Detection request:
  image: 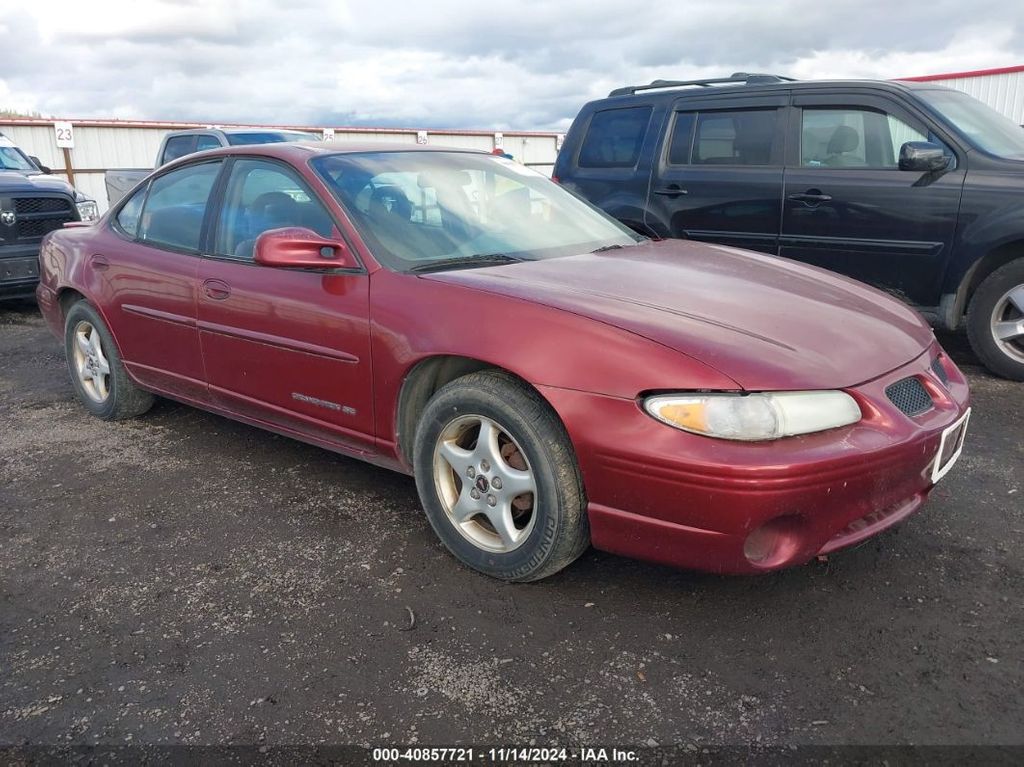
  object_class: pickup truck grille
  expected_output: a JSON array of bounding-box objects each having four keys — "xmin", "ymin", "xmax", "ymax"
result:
[
  {"xmin": 15, "ymin": 197, "xmax": 74, "ymax": 215},
  {"xmin": 0, "ymin": 195, "xmax": 77, "ymax": 245}
]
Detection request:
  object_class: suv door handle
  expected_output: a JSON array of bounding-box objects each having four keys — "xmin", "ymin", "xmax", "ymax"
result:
[
  {"xmin": 203, "ymin": 279, "xmax": 231, "ymax": 300},
  {"xmin": 654, "ymin": 185, "xmax": 688, "ymax": 196},
  {"xmin": 788, "ymin": 191, "xmax": 833, "ymax": 204}
]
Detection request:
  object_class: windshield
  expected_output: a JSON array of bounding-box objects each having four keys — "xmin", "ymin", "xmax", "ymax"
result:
[
  {"xmin": 0, "ymin": 143, "xmax": 38, "ymax": 172},
  {"xmin": 918, "ymin": 89, "xmax": 1024, "ymax": 160},
  {"xmin": 226, "ymin": 131, "xmax": 320, "ymax": 146},
  {"xmin": 312, "ymin": 151, "xmax": 641, "ymax": 271}
]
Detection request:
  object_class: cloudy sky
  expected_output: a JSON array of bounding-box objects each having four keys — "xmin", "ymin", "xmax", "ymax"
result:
[{"xmin": 1, "ymin": 0, "xmax": 1023, "ymax": 130}]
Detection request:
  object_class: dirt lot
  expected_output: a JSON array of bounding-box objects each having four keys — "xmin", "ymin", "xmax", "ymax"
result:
[{"xmin": 0, "ymin": 298, "xmax": 1021, "ymax": 750}]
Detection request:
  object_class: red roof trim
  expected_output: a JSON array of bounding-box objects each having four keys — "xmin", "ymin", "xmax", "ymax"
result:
[
  {"xmin": 899, "ymin": 64, "xmax": 1024, "ymax": 82},
  {"xmin": 0, "ymin": 116, "xmax": 561, "ymax": 138}
]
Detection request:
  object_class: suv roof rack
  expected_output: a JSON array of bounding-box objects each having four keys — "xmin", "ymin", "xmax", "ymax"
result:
[{"xmin": 608, "ymin": 72, "xmax": 795, "ymax": 97}]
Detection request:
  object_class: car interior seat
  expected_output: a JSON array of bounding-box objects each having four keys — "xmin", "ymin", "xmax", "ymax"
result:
[{"xmin": 825, "ymin": 125, "xmax": 861, "ymax": 166}]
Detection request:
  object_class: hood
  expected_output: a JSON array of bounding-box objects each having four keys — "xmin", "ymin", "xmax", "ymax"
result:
[
  {"xmin": 425, "ymin": 239, "xmax": 934, "ymax": 391},
  {"xmin": 0, "ymin": 170, "xmax": 76, "ymax": 196}
]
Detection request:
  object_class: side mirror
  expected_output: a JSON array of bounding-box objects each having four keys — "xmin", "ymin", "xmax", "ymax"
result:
[
  {"xmin": 253, "ymin": 227, "xmax": 359, "ymax": 270},
  {"xmin": 899, "ymin": 142, "xmax": 948, "ymax": 173},
  {"xmin": 30, "ymin": 156, "xmax": 53, "ymax": 174}
]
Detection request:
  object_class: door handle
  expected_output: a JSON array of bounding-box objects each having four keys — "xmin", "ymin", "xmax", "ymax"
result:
[
  {"xmin": 654, "ymin": 185, "xmax": 688, "ymax": 196},
  {"xmin": 788, "ymin": 191, "xmax": 833, "ymax": 204},
  {"xmin": 203, "ymin": 279, "xmax": 231, "ymax": 300},
  {"xmin": 90, "ymin": 255, "xmax": 110, "ymax": 272}
]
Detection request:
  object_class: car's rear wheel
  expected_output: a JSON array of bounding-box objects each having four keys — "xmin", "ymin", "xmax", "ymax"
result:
[
  {"xmin": 966, "ymin": 259, "xmax": 1024, "ymax": 381},
  {"xmin": 64, "ymin": 301, "xmax": 154, "ymax": 420},
  {"xmin": 413, "ymin": 371, "xmax": 589, "ymax": 581}
]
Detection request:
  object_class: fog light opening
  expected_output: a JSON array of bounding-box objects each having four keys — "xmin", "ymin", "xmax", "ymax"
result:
[{"xmin": 743, "ymin": 516, "xmax": 807, "ymax": 568}]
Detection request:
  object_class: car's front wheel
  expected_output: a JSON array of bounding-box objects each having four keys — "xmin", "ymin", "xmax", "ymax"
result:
[
  {"xmin": 967, "ymin": 259, "xmax": 1024, "ymax": 381},
  {"xmin": 413, "ymin": 371, "xmax": 589, "ymax": 581},
  {"xmin": 64, "ymin": 301, "xmax": 154, "ymax": 420}
]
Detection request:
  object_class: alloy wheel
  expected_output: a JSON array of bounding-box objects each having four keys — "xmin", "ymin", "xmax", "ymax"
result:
[
  {"xmin": 991, "ymin": 284, "xmax": 1024, "ymax": 364},
  {"xmin": 72, "ymin": 321, "xmax": 111, "ymax": 403},
  {"xmin": 432, "ymin": 414, "xmax": 538, "ymax": 553}
]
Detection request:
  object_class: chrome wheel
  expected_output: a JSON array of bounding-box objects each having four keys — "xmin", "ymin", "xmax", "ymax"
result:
[
  {"xmin": 991, "ymin": 284, "xmax": 1024, "ymax": 364},
  {"xmin": 72, "ymin": 320, "xmax": 111, "ymax": 403},
  {"xmin": 432, "ymin": 414, "xmax": 537, "ymax": 553}
]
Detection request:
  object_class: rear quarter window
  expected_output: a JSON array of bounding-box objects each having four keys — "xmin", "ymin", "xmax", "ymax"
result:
[{"xmin": 578, "ymin": 106, "xmax": 652, "ymax": 168}]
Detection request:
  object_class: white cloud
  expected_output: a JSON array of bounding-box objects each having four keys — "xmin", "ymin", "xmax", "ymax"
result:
[{"xmin": 1, "ymin": 1, "xmax": 1022, "ymax": 128}]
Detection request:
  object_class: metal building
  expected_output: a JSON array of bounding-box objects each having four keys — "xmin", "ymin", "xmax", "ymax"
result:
[
  {"xmin": 0, "ymin": 118, "xmax": 564, "ymax": 213},
  {"xmin": 900, "ymin": 64, "xmax": 1024, "ymax": 124}
]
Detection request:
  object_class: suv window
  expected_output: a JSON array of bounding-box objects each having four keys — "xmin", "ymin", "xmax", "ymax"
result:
[
  {"xmin": 693, "ymin": 109, "xmax": 777, "ymax": 165},
  {"xmin": 800, "ymin": 107, "xmax": 949, "ymax": 169},
  {"xmin": 213, "ymin": 159, "xmax": 336, "ymax": 260},
  {"xmin": 138, "ymin": 161, "xmax": 222, "ymax": 252},
  {"xmin": 115, "ymin": 185, "xmax": 147, "ymax": 237},
  {"xmin": 161, "ymin": 135, "xmax": 195, "ymax": 164},
  {"xmin": 667, "ymin": 113, "xmax": 697, "ymax": 165},
  {"xmin": 578, "ymin": 107, "xmax": 652, "ymax": 168}
]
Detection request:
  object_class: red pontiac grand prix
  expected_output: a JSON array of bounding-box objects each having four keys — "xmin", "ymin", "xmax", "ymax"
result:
[{"xmin": 36, "ymin": 143, "xmax": 971, "ymax": 581}]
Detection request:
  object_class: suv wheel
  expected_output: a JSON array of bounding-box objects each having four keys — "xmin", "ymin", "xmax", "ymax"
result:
[{"xmin": 967, "ymin": 259, "xmax": 1024, "ymax": 381}]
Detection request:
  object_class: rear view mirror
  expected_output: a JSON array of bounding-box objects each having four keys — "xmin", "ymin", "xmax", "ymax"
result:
[
  {"xmin": 30, "ymin": 155, "xmax": 53, "ymax": 174},
  {"xmin": 899, "ymin": 142, "xmax": 948, "ymax": 173},
  {"xmin": 253, "ymin": 228, "xmax": 359, "ymax": 270}
]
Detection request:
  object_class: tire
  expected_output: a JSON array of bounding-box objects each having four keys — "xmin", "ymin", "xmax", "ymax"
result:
[
  {"xmin": 412, "ymin": 370, "xmax": 589, "ymax": 581},
  {"xmin": 966, "ymin": 259, "xmax": 1024, "ymax": 381},
  {"xmin": 64, "ymin": 301, "xmax": 154, "ymax": 420}
]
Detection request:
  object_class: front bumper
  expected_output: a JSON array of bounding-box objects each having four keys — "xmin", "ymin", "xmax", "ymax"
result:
[
  {"xmin": 540, "ymin": 343, "xmax": 970, "ymax": 574},
  {"xmin": 0, "ymin": 247, "xmax": 41, "ymax": 300}
]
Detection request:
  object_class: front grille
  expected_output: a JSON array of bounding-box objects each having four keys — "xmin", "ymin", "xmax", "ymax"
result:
[
  {"xmin": 931, "ymin": 357, "xmax": 950, "ymax": 386},
  {"xmin": 14, "ymin": 197, "xmax": 73, "ymax": 215},
  {"xmin": 4, "ymin": 195, "xmax": 77, "ymax": 244},
  {"xmin": 885, "ymin": 376, "xmax": 933, "ymax": 417}
]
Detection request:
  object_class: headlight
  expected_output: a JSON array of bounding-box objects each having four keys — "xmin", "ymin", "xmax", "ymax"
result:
[
  {"xmin": 76, "ymin": 200, "xmax": 99, "ymax": 222},
  {"xmin": 643, "ymin": 391, "xmax": 861, "ymax": 441}
]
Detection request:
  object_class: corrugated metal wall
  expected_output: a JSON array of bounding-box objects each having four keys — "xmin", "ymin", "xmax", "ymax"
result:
[
  {"xmin": 904, "ymin": 70, "xmax": 1024, "ymax": 124},
  {"xmin": 0, "ymin": 119, "xmax": 563, "ymax": 212}
]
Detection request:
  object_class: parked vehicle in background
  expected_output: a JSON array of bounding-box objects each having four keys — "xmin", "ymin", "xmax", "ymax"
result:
[
  {"xmin": 104, "ymin": 127, "xmax": 320, "ymax": 206},
  {"xmin": 1, "ymin": 132, "xmax": 98, "ymax": 300},
  {"xmin": 554, "ymin": 73, "xmax": 1024, "ymax": 380},
  {"xmin": 36, "ymin": 143, "xmax": 969, "ymax": 581}
]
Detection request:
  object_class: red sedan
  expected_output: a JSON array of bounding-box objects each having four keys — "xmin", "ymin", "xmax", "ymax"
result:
[{"xmin": 36, "ymin": 143, "xmax": 971, "ymax": 580}]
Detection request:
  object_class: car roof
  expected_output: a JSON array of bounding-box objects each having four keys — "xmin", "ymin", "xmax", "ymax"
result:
[
  {"xmin": 169, "ymin": 140, "xmax": 488, "ymax": 166},
  {"xmin": 163, "ymin": 127, "xmax": 316, "ymax": 137}
]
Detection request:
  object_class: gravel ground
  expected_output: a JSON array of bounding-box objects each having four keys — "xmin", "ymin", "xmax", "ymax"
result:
[{"xmin": 0, "ymin": 298, "xmax": 1021, "ymax": 751}]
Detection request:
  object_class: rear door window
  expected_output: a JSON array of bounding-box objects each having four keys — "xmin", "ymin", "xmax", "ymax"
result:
[
  {"xmin": 693, "ymin": 109, "xmax": 778, "ymax": 165},
  {"xmin": 578, "ymin": 106, "xmax": 652, "ymax": 168},
  {"xmin": 138, "ymin": 161, "xmax": 222, "ymax": 253}
]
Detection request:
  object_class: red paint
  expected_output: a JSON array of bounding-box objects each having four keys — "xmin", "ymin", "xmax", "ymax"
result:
[
  {"xmin": 898, "ymin": 63, "xmax": 1024, "ymax": 82},
  {"xmin": 35, "ymin": 143, "xmax": 972, "ymax": 575}
]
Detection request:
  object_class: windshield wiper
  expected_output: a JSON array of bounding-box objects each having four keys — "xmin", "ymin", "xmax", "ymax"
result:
[
  {"xmin": 590, "ymin": 244, "xmax": 624, "ymax": 253},
  {"xmin": 408, "ymin": 253, "xmax": 525, "ymax": 274}
]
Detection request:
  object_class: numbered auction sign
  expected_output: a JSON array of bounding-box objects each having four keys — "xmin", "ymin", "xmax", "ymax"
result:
[{"xmin": 54, "ymin": 121, "xmax": 74, "ymax": 149}]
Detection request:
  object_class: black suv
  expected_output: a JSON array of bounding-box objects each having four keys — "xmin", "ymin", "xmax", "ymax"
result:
[{"xmin": 554, "ymin": 73, "xmax": 1024, "ymax": 380}]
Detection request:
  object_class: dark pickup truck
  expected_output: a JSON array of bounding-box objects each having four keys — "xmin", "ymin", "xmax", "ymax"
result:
[
  {"xmin": 554, "ymin": 73, "xmax": 1024, "ymax": 380},
  {"xmin": 1, "ymin": 133, "xmax": 97, "ymax": 300}
]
